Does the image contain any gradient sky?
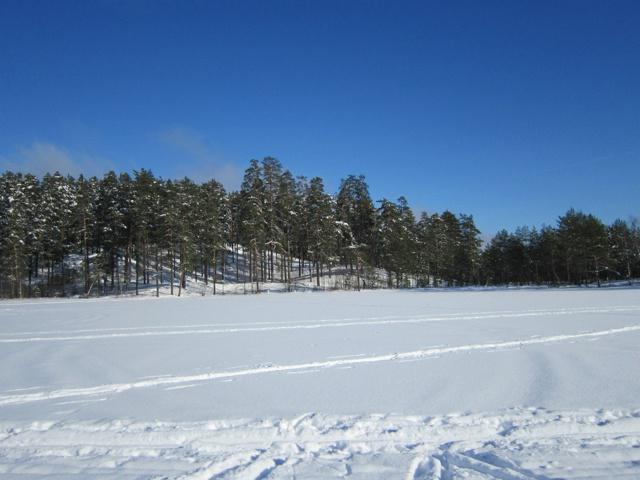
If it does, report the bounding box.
[1,0,639,235]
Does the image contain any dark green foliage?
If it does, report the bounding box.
[0,160,636,297]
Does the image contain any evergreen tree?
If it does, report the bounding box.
[261,157,283,282]
[305,177,337,287]
[0,173,38,297]
[376,198,415,287]
[275,169,297,287]
[95,172,125,294]
[74,175,97,294]
[1,159,637,297]
[439,211,461,286]
[199,179,228,293]
[336,175,376,276]
[558,209,608,285]
[40,172,77,295]
[239,159,266,291]
[456,214,481,285]
[608,219,639,283]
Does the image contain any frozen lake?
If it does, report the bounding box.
[1,287,639,478]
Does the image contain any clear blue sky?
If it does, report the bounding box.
[1,0,638,235]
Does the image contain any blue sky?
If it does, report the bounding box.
[1,0,638,235]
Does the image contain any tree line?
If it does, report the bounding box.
[1,157,638,298]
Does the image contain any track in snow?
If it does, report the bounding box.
[1,305,639,343]
[1,408,639,479]
[1,323,639,407]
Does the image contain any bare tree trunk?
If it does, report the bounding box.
[83,216,89,295]
[221,248,226,294]
[242,246,246,294]
[270,246,274,281]
[178,247,183,297]
[171,246,175,296]
[116,257,120,295]
[222,247,226,280]
[249,248,253,293]
[14,246,22,299]
[286,242,292,291]
[235,243,239,282]
[61,255,65,297]
[27,259,32,297]
[135,247,139,296]
[213,250,217,295]
[255,247,260,293]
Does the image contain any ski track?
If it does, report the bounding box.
[1,305,639,343]
[2,305,622,334]
[1,323,639,407]
[1,408,639,479]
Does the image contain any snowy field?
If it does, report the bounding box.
[1,288,640,478]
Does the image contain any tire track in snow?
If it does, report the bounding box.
[1,306,639,343]
[1,324,639,406]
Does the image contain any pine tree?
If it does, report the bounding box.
[608,219,638,283]
[376,198,402,287]
[396,197,418,287]
[336,175,376,281]
[74,175,97,295]
[0,173,35,297]
[438,211,461,286]
[134,169,158,292]
[305,177,337,287]
[276,170,297,287]
[456,214,481,285]
[2,159,637,297]
[40,172,77,295]
[95,172,124,294]
[175,178,198,295]
[199,179,228,293]
[239,160,266,291]
[558,209,608,285]
[261,157,283,282]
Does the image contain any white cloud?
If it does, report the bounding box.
[0,142,111,178]
[158,127,243,190]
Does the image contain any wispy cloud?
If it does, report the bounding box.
[0,142,112,178]
[158,127,243,190]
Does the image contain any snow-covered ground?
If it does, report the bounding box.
[1,288,640,478]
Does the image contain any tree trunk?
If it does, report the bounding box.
[235,244,239,283]
[255,247,260,293]
[213,250,217,295]
[135,248,139,296]
[178,247,183,297]
[14,246,22,299]
[61,255,65,296]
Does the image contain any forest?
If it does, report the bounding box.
[0,157,638,298]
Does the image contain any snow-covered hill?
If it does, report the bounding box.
[1,288,640,478]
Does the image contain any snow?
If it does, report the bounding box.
[1,287,640,478]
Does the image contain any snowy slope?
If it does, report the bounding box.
[1,288,640,478]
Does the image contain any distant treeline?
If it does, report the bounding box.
[0,157,638,298]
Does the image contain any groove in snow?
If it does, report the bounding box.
[0,323,639,406]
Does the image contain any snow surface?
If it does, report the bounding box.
[1,287,640,478]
